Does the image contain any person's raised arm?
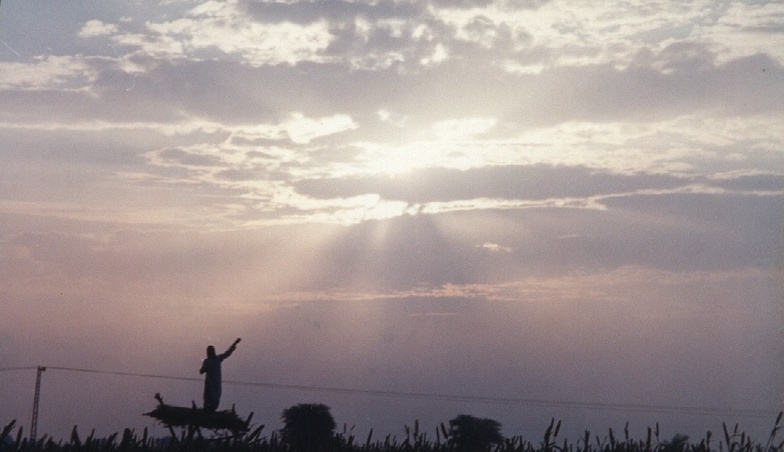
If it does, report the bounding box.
[222,338,241,359]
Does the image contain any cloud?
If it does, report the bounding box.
[4,40,781,137]
[284,113,358,144]
[432,117,497,140]
[135,1,335,66]
[0,56,99,90]
[707,172,784,193]
[476,242,511,253]
[78,19,119,38]
[242,0,426,25]
[293,165,692,203]
[711,2,784,64]
[157,148,225,167]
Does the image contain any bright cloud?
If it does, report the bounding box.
[78,19,119,38]
[0,56,98,90]
[477,242,512,253]
[140,1,334,65]
[432,117,498,140]
[283,113,358,144]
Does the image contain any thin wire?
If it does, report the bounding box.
[19,365,775,419]
[0,366,39,372]
[46,366,202,383]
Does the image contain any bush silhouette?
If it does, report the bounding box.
[660,433,690,451]
[280,403,336,452]
[448,414,503,451]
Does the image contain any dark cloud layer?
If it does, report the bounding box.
[242,0,425,24]
[293,164,690,202]
[2,49,781,135]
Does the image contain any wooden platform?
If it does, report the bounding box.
[144,393,252,434]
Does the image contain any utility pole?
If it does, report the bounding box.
[30,366,46,442]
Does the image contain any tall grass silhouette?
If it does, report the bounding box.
[2,411,782,451]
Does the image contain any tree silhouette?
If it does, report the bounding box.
[660,433,690,451]
[448,414,503,451]
[280,403,336,452]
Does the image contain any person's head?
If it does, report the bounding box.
[206,345,216,358]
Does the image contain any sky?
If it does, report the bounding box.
[1,0,783,444]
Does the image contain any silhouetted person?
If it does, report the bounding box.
[200,338,240,412]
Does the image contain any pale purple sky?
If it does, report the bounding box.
[0,0,782,443]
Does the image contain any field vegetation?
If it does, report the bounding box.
[2,407,782,452]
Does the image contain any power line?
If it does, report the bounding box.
[46,366,203,383]
[8,365,776,419]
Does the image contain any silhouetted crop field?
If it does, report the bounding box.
[2,413,782,452]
